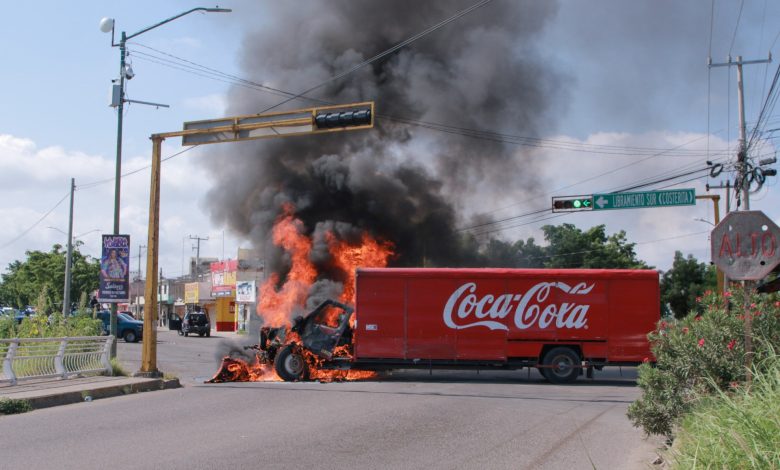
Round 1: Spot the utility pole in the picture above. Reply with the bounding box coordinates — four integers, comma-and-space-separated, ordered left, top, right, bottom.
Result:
135, 245, 146, 317
710, 54, 772, 388
158, 268, 163, 328
709, 54, 772, 210
695, 195, 723, 293
62, 178, 75, 316
189, 235, 208, 280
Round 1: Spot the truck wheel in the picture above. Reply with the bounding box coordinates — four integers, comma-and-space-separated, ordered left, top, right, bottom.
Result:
541, 347, 580, 384
274, 345, 308, 382
123, 330, 137, 343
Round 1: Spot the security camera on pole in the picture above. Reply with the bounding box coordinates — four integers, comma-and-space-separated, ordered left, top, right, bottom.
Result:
100, 7, 231, 358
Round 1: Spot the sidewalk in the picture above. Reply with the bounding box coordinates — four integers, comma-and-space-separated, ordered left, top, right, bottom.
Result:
0, 375, 180, 410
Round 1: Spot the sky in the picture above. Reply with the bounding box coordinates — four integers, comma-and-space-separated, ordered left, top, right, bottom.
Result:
1, 0, 779, 279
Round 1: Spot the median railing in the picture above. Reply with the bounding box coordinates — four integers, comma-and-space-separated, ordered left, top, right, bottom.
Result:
0, 336, 113, 385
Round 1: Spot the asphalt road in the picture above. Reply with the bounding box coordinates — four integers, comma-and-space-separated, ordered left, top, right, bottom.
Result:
0, 329, 662, 469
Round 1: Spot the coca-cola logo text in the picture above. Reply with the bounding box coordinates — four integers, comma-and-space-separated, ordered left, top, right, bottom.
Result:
442, 281, 595, 331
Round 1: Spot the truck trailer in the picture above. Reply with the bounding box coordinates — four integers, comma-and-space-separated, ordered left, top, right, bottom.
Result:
255, 268, 660, 384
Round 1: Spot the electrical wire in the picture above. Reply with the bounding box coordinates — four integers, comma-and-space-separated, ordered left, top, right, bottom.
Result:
131, 37, 780, 165
729, 0, 745, 57
0, 192, 71, 249
129, 44, 733, 158
77, 146, 199, 191
256, 0, 495, 115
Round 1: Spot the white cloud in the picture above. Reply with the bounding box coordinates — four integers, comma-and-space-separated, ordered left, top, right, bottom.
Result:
182, 93, 227, 117
0, 134, 245, 279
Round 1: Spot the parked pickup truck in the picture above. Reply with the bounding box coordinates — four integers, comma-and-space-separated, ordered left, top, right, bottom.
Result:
96, 311, 143, 343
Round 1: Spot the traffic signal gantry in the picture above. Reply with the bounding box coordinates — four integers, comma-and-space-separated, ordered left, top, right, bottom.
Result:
137, 101, 375, 377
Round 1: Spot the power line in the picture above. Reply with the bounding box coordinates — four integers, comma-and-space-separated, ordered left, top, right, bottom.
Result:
78, 146, 198, 191
256, 0, 495, 115
127, 42, 746, 159
0, 191, 71, 249
729, 0, 745, 56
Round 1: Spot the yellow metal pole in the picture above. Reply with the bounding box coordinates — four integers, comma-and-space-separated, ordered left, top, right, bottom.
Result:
138, 135, 163, 377
697, 195, 724, 293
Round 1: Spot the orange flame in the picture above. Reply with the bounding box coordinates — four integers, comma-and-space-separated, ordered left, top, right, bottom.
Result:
326, 231, 394, 304
257, 204, 317, 327
239, 204, 395, 382
208, 357, 282, 383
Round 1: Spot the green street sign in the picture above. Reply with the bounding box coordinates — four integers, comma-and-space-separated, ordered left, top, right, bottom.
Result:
592, 189, 695, 211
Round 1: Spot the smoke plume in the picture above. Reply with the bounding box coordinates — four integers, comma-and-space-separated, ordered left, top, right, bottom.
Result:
203, 0, 565, 275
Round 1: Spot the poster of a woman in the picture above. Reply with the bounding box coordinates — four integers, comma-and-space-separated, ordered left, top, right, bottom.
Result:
101, 248, 128, 281
98, 235, 130, 302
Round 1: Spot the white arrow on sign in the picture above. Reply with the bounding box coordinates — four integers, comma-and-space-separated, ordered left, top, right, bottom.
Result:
595, 196, 608, 209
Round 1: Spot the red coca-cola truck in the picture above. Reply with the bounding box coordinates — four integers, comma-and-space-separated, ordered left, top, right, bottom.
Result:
259, 268, 660, 383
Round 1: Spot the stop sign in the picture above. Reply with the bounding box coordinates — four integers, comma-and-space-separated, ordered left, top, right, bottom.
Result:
711, 210, 780, 280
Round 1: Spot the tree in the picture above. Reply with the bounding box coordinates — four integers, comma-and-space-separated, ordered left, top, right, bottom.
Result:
660, 251, 717, 319
0, 244, 99, 313
541, 224, 649, 269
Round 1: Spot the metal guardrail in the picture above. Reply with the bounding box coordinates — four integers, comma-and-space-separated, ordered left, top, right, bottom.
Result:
0, 336, 113, 385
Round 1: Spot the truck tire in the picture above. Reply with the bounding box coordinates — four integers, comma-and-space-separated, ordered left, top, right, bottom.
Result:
123, 330, 138, 343
541, 347, 580, 384
274, 345, 308, 382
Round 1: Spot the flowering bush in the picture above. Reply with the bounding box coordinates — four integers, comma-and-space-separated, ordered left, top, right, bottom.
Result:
627, 286, 780, 438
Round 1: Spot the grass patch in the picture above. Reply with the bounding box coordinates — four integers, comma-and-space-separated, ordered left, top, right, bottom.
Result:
671, 355, 780, 468
0, 398, 32, 415
162, 372, 179, 381
110, 358, 129, 377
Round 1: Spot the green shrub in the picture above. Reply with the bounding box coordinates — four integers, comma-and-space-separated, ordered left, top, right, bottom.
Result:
671, 352, 780, 468
13, 310, 102, 339
0, 398, 32, 415
110, 358, 128, 377
627, 286, 780, 438
0, 314, 17, 339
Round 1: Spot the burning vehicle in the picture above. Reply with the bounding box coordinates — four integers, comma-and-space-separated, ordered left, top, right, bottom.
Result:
255, 299, 354, 381
211, 267, 660, 384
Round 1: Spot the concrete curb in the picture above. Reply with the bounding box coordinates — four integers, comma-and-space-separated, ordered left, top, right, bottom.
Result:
3, 378, 181, 410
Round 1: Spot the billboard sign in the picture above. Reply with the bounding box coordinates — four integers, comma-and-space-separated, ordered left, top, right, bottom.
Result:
98, 234, 130, 302
236, 280, 256, 303
184, 282, 199, 304
211, 259, 237, 297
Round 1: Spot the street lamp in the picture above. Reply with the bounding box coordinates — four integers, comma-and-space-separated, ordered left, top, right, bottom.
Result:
100, 6, 231, 356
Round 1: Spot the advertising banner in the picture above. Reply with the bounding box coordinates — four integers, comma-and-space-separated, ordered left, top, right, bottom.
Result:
211, 259, 238, 297
184, 282, 199, 304
98, 234, 130, 302
236, 280, 256, 303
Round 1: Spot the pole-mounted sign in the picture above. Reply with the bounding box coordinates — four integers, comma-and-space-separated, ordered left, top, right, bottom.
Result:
552, 189, 696, 213
711, 210, 780, 281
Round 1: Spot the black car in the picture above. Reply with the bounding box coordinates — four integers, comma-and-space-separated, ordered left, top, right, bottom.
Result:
181, 312, 211, 337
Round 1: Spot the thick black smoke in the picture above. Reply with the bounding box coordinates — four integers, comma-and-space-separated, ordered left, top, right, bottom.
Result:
203, 0, 565, 274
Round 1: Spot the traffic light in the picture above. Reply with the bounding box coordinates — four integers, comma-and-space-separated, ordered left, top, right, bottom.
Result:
552, 195, 594, 212
315, 108, 372, 129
